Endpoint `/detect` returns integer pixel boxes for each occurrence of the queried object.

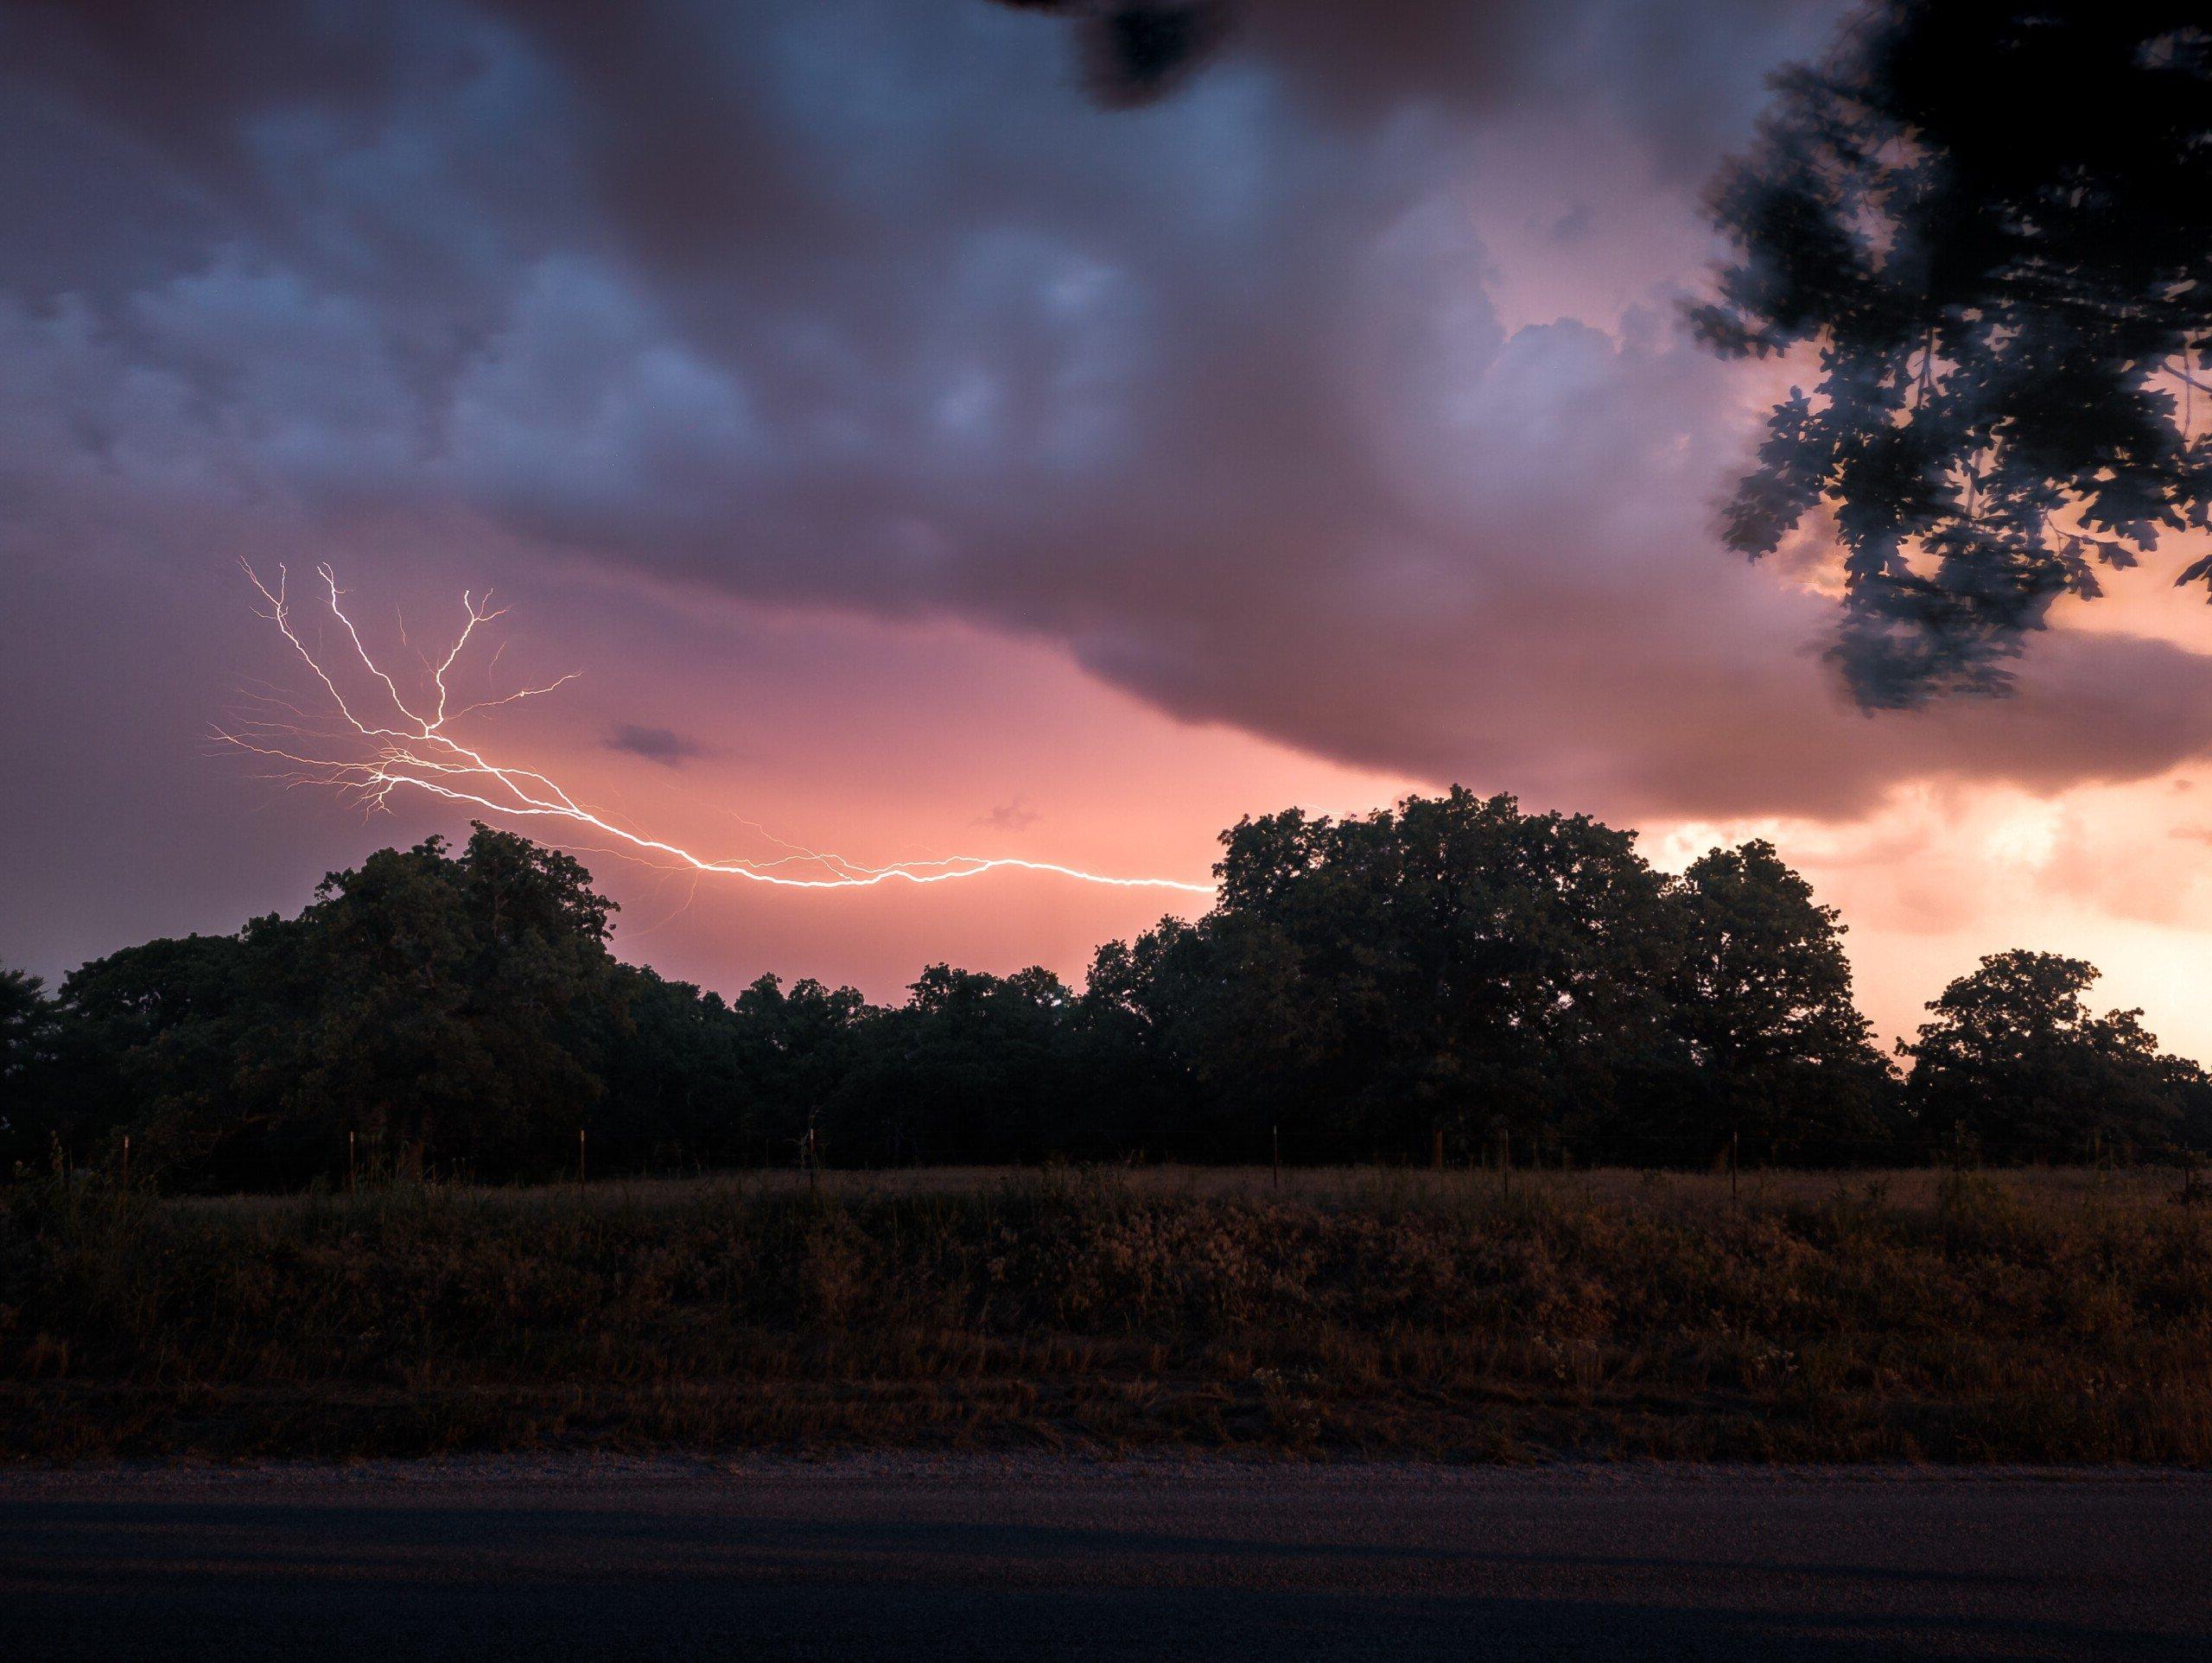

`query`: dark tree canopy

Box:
[9,801,2208,1188]
[1088,791,1903,1164]
[34,826,633,1187]
[1696,2,2212,705]
[0,968,57,1147]
[828,963,1120,1165]
[1660,841,1896,1158]
[1902,949,2212,1158]
[1206,790,1683,1157]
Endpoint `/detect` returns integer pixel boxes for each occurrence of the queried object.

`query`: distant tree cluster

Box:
[3,797,2207,1189]
[1904,948,2212,1160]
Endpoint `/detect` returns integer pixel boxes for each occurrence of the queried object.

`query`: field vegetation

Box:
[6,793,2209,1465]
[6,1163,2210,1464]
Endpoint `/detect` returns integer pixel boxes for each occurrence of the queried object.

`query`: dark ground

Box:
[19,1170,2212,1466]
[3,1457,2208,1660]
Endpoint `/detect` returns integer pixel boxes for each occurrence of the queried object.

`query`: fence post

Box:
[577,1127,587,1197]
[1497,1124,1510,1202]
[1729,1127,1739,1203]
[1272,1123,1281,1190]
[120,1134,130,1192]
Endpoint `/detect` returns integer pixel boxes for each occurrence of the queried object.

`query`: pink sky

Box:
[135,537,2212,1062]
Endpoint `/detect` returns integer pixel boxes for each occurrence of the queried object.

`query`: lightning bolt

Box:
[215,562,1216,898]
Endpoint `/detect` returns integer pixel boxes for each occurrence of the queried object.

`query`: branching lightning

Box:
[216,562,1215,897]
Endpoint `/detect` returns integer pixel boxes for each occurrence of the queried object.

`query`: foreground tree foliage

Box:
[1000,2,2212,708]
[1698,0,2212,704]
[2,797,2205,1189]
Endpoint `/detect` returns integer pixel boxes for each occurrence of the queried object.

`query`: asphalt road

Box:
[4,1458,2208,1660]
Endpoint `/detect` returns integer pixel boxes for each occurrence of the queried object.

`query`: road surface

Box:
[4,1457,2207,1660]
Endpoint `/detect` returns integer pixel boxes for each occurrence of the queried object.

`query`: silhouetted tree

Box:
[18,808,2199,1187]
[0,965,62,1167]
[1081,917,1219,1154]
[1903,949,2204,1158]
[272,828,628,1181]
[53,927,287,1182]
[1697,2,2212,704]
[51,827,632,1187]
[0,965,48,1067]
[829,964,1112,1165]
[598,968,749,1170]
[729,973,875,1162]
[1109,790,1684,1161]
[1661,842,1901,1162]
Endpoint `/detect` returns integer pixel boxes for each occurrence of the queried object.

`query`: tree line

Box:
[3,789,2207,1189]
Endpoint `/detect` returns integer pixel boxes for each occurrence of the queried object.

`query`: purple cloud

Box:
[605,723,707,768]
[4,0,2208,854]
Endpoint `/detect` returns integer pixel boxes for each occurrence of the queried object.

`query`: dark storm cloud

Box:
[997,0,1821,175]
[605,723,707,767]
[6,0,2211,825]
[976,797,1043,832]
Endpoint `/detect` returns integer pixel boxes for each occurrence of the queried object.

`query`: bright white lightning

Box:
[215,562,1216,898]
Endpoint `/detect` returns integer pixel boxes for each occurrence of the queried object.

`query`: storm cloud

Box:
[5,0,2211,830]
[605,723,707,767]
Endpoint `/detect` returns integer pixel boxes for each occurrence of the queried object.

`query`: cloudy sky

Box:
[4,0,2210,1056]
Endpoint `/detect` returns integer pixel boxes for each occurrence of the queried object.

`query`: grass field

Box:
[6,1165,2210,1463]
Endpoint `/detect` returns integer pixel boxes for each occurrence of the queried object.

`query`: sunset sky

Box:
[4,0,2209,1060]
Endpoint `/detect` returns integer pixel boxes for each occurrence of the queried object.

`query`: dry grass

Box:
[163,1162,2192,1215]
[5,1165,2209,1463]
